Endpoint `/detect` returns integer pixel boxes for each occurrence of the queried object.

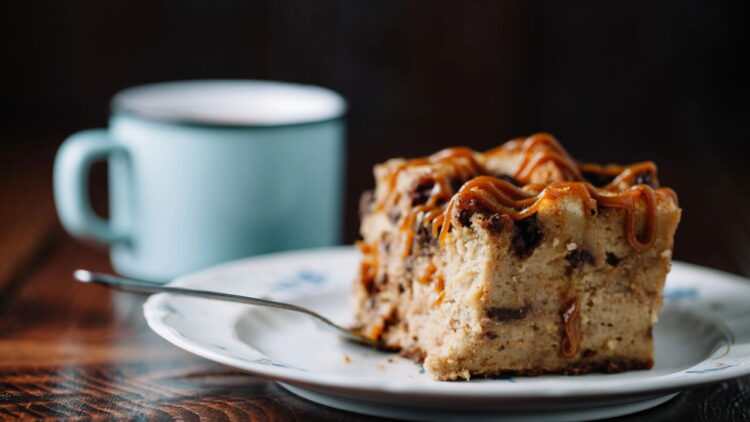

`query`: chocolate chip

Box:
[582,171,616,187]
[496,174,522,187]
[365,273,388,298]
[414,223,434,251]
[455,197,491,228]
[486,306,530,322]
[582,349,597,358]
[632,171,653,187]
[365,276,379,297]
[457,197,509,233]
[410,179,435,206]
[565,249,595,269]
[605,252,620,266]
[484,331,498,340]
[382,309,400,331]
[457,207,474,228]
[511,215,543,258]
[484,213,508,234]
[358,190,375,218]
[416,223,431,241]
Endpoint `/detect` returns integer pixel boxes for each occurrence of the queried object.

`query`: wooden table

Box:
[2,133,749,421]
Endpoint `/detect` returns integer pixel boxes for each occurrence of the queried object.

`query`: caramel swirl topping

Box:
[385,133,678,255]
[487,133,583,183]
[377,147,486,211]
[439,177,672,252]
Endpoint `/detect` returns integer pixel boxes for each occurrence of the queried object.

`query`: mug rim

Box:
[111,79,348,128]
[112,109,345,130]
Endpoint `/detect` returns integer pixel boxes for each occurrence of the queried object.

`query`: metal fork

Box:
[73,269,376,347]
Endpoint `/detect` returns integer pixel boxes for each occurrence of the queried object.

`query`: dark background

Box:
[2,1,749,275]
[1,3,750,420]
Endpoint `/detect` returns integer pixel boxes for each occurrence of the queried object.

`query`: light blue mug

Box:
[54,80,346,282]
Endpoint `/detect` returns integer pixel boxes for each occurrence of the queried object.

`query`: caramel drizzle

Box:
[439,176,672,252]
[435,274,445,292]
[513,133,582,183]
[399,205,443,258]
[561,297,581,358]
[387,134,588,256]
[355,241,378,288]
[486,133,582,184]
[377,147,486,211]
[579,161,660,190]
[417,263,437,284]
[369,324,384,340]
[395,154,673,261]
[433,274,446,306]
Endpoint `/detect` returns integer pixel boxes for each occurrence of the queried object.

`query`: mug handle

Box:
[53,129,129,244]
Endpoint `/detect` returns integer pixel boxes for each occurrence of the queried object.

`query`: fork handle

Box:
[72,269,375,346]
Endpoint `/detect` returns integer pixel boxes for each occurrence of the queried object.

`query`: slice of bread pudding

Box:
[353,133,681,380]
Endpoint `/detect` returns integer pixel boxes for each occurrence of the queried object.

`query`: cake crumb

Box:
[343,355,351,364]
[566,242,578,251]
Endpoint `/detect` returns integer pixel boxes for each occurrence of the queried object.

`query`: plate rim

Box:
[143,246,750,399]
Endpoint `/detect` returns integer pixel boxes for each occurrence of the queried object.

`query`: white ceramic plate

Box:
[143,247,750,421]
